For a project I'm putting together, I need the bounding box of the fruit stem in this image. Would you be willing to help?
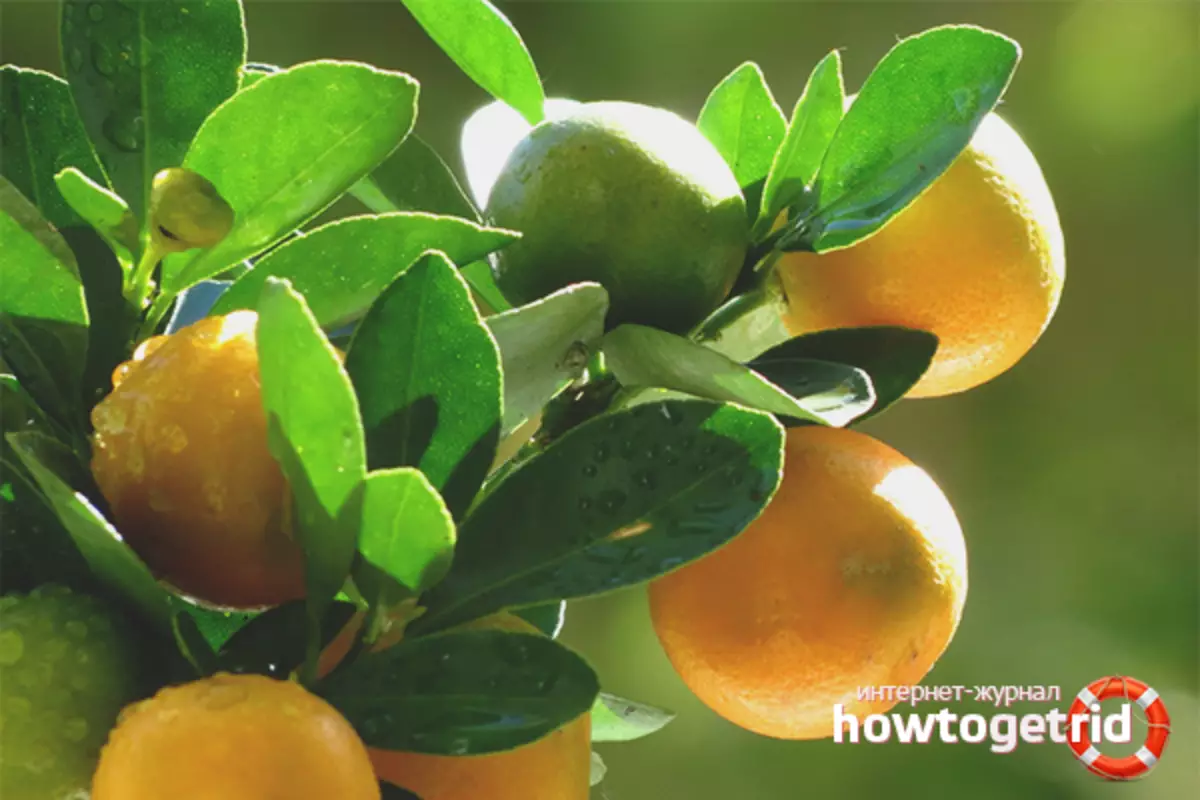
[133,291,177,344]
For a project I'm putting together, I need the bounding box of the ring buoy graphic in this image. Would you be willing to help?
[1067,676,1170,780]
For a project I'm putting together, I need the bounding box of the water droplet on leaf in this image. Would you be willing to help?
[68,47,84,71]
[92,42,116,76]
[87,3,105,22]
[103,112,144,152]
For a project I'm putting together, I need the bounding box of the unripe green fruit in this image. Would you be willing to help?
[486,101,749,334]
[149,167,235,252]
[0,585,143,800]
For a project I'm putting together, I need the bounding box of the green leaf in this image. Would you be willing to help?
[486,283,608,436]
[353,135,480,221]
[754,51,845,239]
[805,26,1020,252]
[345,252,502,520]
[513,601,565,638]
[164,61,420,293]
[461,260,511,314]
[358,468,456,596]
[54,167,138,264]
[238,62,279,91]
[321,630,598,754]
[180,605,255,653]
[400,0,544,125]
[697,62,786,189]
[413,400,784,632]
[748,327,939,421]
[379,782,421,800]
[0,180,89,431]
[0,66,108,229]
[216,599,358,678]
[591,752,607,787]
[603,324,870,425]
[7,431,172,630]
[61,0,246,222]
[212,213,518,327]
[257,279,367,609]
[591,692,676,743]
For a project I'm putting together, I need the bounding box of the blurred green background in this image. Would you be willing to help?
[2,1,1197,797]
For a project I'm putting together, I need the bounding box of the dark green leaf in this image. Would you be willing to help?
[400,0,544,125]
[806,26,1020,252]
[212,213,518,327]
[486,283,608,435]
[180,605,255,653]
[755,50,845,239]
[380,782,422,800]
[603,324,870,425]
[217,599,358,677]
[321,630,598,754]
[358,468,456,595]
[257,278,367,608]
[690,271,794,363]
[346,252,502,520]
[54,167,138,264]
[61,0,246,222]
[0,179,89,431]
[413,400,784,632]
[164,61,419,293]
[461,260,511,314]
[591,692,676,743]
[697,62,786,189]
[749,327,938,420]
[513,601,565,638]
[353,135,479,221]
[7,431,172,630]
[0,66,108,229]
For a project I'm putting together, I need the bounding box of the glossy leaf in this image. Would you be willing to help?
[7,431,172,630]
[749,327,939,420]
[591,692,676,743]
[217,600,358,677]
[697,62,786,189]
[321,630,598,754]
[806,26,1020,252]
[345,252,502,520]
[213,213,518,327]
[486,283,608,435]
[54,167,138,263]
[604,324,868,425]
[0,181,89,430]
[461,260,511,314]
[164,61,419,293]
[414,400,784,632]
[61,0,246,222]
[400,0,544,125]
[358,468,456,595]
[514,602,566,639]
[353,135,479,221]
[0,66,108,229]
[755,50,845,238]
[257,279,367,609]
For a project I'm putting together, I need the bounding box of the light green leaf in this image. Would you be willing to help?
[164,61,419,293]
[352,135,479,221]
[591,692,676,743]
[754,50,845,238]
[358,467,456,595]
[697,62,786,189]
[54,167,138,264]
[0,66,108,229]
[400,0,544,125]
[257,278,367,609]
[61,0,246,222]
[212,213,518,327]
[806,26,1020,252]
[486,283,608,435]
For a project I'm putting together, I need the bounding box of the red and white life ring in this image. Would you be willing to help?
[1066,676,1170,780]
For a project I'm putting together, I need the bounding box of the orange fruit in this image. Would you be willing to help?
[91,672,379,800]
[90,311,305,609]
[368,614,592,800]
[777,112,1065,397]
[649,425,967,740]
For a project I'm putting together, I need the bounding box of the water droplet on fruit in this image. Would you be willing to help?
[87,2,105,22]
[65,620,88,639]
[64,717,89,742]
[0,630,25,665]
[92,42,116,76]
[581,464,597,478]
[199,681,248,710]
[68,47,84,71]
[103,112,144,152]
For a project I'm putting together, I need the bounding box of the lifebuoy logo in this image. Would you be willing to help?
[835,675,1171,781]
